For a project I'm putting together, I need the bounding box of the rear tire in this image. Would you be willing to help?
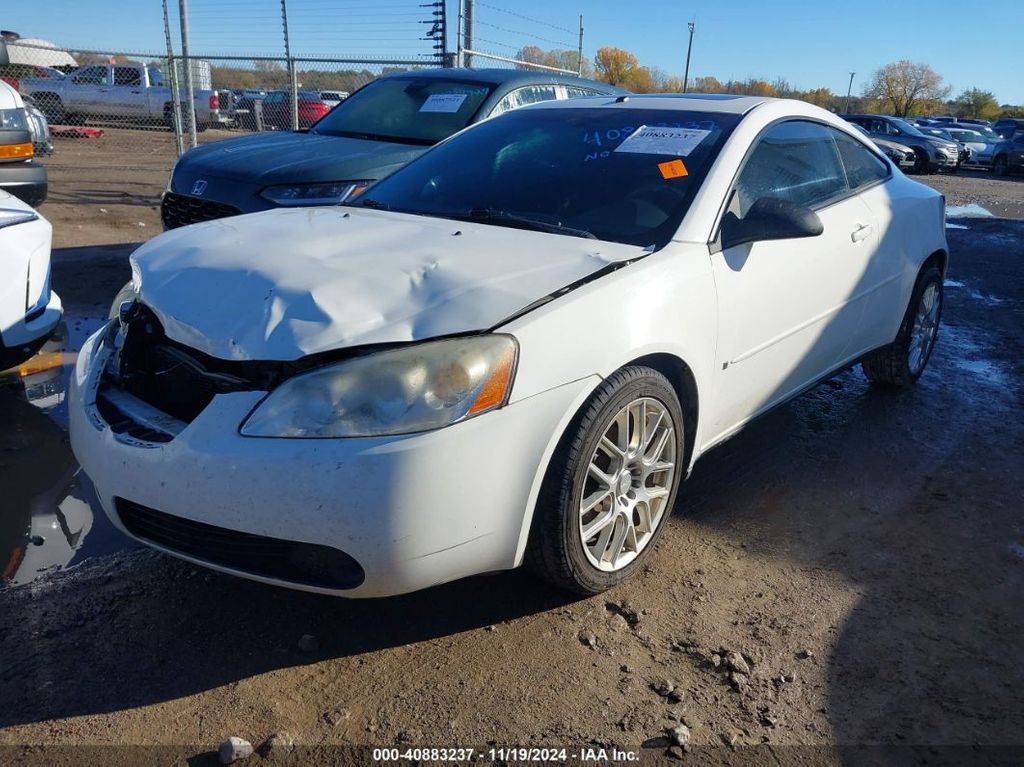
[862,266,943,388]
[527,366,684,595]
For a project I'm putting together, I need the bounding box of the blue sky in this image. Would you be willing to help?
[4,0,1022,103]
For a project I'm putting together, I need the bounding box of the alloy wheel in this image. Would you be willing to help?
[908,281,940,375]
[578,397,677,572]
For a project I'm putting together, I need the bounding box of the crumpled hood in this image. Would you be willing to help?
[172,131,425,186]
[130,207,645,361]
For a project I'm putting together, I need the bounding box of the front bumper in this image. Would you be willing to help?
[0,211,61,369]
[0,161,48,207]
[933,150,959,169]
[0,291,62,370]
[69,327,593,597]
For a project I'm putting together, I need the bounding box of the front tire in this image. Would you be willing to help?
[992,155,1009,176]
[912,149,930,174]
[862,266,943,387]
[527,367,684,595]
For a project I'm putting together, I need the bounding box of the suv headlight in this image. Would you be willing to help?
[0,108,30,132]
[241,335,518,438]
[260,180,370,206]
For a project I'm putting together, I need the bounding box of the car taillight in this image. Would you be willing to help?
[209,93,220,110]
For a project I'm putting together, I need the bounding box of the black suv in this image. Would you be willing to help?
[162,68,624,230]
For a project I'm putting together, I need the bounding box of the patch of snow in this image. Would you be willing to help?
[945,223,969,230]
[946,204,994,218]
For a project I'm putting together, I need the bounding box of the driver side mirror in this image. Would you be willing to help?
[720,197,824,250]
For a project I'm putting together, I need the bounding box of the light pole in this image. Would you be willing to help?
[682,21,695,92]
[845,71,855,114]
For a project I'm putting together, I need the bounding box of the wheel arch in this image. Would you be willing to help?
[921,248,948,277]
[512,352,702,567]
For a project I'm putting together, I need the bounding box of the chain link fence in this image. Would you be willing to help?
[1,40,440,233]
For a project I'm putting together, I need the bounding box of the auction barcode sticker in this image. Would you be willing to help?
[614,125,711,156]
[420,93,468,113]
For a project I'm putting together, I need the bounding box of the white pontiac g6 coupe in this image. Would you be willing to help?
[70,95,947,597]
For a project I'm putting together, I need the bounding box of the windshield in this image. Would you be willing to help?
[354,107,741,248]
[311,76,495,145]
[891,118,926,137]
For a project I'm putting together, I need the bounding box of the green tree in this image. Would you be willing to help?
[954,88,1000,120]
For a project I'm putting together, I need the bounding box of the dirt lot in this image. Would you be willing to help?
[1,132,1023,764]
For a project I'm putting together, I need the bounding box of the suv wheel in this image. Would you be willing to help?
[992,155,1009,176]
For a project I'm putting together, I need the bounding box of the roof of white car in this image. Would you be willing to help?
[529,93,774,114]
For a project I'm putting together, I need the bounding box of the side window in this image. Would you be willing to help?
[113,67,141,87]
[564,86,602,99]
[490,85,560,116]
[832,129,889,189]
[72,66,107,85]
[734,121,848,215]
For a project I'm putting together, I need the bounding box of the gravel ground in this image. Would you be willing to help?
[919,168,1024,219]
[1,139,1023,764]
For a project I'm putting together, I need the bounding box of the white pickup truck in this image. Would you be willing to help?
[21,61,231,130]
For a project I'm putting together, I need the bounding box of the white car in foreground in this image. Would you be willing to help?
[70,95,947,598]
[0,189,61,370]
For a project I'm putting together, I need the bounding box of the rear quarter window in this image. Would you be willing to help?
[831,129,889,189]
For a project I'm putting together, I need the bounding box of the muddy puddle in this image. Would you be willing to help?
[0,315,139,587]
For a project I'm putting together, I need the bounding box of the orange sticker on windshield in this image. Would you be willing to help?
[658,159,688,179]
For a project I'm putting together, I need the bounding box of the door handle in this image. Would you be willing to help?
[851,223,873,243]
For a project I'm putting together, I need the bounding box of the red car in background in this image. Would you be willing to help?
[236,90,330,131]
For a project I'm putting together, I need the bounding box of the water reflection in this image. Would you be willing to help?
[0,317,136,587]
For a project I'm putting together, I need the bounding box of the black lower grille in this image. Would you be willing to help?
[116,498,365,590]
[161,191,241,229]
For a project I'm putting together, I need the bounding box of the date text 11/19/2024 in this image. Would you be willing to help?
[372,746,642,762]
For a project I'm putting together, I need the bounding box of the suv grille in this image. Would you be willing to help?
[161,191,241,229]
[116,498,365,589]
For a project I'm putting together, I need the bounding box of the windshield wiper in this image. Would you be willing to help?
[312,129,435,146]
[465,208,596,240]
[356,198,389,210]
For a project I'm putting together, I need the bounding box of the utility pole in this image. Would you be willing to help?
[463,0,474,68]
[682,21,695,93]
[281,0,297,131]
[162,0,183,155]
[577,16,584,76]
[177,0,197,148]
[845,71,855,114]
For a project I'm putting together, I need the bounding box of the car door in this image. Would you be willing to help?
[108,66,144,118]
[707,120,878,440]
[829,127,903,352]
[68,65,108,116]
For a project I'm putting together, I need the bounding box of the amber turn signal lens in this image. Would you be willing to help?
[0,143,33,160]
[468,344,515,415]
